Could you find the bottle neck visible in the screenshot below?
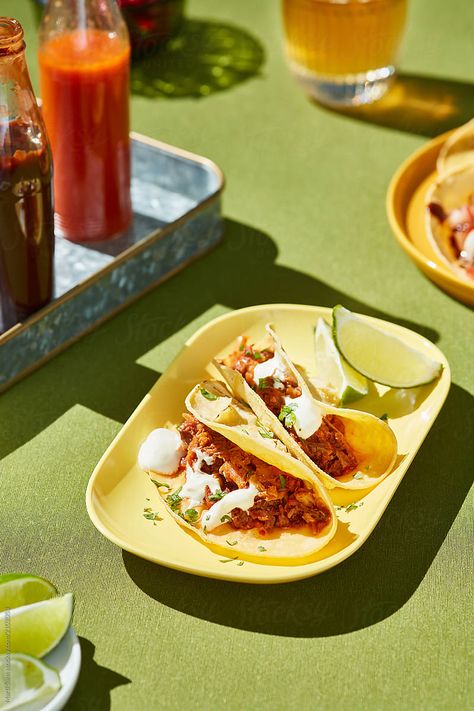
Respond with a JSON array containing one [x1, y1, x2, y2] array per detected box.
[[0, 46, 34, 104], [0, 17, 31, 100], [0, 19, 37, 126], [0, 17, 25, 57], [0, 45, 27, 73], [0, 37, 44, 147], [40, 0, 130, 43]]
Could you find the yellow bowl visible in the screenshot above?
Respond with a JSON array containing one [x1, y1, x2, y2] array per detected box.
[[86, 304, 450, 584], [387, 131, 474, 306]]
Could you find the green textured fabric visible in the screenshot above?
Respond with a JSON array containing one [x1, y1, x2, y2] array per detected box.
[[1, 1, 473, 709]]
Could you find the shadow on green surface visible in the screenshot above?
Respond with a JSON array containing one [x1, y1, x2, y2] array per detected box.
[[123, 380, 473, 638], [29, 2, 265, 100], [67, 637, 130, 710], [321, 72, 474, 137], [0, 219, 441, 461], [130, 18, 265, 99], [1, 218, 471, 637]]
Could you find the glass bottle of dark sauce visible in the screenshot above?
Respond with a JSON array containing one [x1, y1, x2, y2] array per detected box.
[[0, 17, 54, 332]]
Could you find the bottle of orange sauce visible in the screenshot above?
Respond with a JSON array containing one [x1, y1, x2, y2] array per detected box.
[[38, 0, 132, 242]]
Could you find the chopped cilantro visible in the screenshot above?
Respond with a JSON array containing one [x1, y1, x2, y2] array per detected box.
[[219, 556, 239, 563], [227, 540, 238, 546], [257, 545, 267, 552], [347, 502, 364, 512], [380, 413, 389, 421], [200, 387, 218, 401], [152, 480, 171, 491], [279, 403, 297, 428], [256, 419, 274, 439], [221, 514, 232, 523], [245, 349, 262, 360], [143, 509, 163, 521], [258, 378, 270, 390], [237, 561, 244, 566], [336, 501, 364, 513], [209, 489, 225, 502], [239, 342, 245, 352], [279, 474, 286, 489], [166, 487, 182, 512], [183, 508, 199, 523]]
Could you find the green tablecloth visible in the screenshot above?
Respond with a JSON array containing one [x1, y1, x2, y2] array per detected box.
[[1, 0, 473, 708]]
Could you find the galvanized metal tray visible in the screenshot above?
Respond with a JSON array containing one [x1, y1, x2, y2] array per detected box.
[[0, 132, 224, 392]]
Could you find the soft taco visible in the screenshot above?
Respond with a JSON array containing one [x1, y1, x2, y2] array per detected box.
[[138, 380, 337, 560], [436, 118, 474, 175], [216, 325, 397, 491], [426, 164, 474, 282]]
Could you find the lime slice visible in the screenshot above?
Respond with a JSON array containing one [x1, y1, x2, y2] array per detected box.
[[0, 653, 60, 710], [332, 305, 443, 388], [0, 593, 73, 658], [0, 574, 57, 613], [313, 318, 368, 405]]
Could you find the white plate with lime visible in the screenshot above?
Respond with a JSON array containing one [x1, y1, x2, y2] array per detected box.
[[0, 574, 81, 710]]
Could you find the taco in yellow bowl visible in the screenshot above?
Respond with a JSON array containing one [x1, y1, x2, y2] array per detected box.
[[138, 380, 337, 560], [426, 164, 474, 282], [216, 325, 397, 491]]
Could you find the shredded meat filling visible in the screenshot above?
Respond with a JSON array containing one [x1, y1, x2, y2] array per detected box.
[[222, 340, 358, 478], [292, 415, 357, 478], [178, 415, 330, 534]]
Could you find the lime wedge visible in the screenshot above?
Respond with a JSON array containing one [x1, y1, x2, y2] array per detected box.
[[313, 318, 368, 405], [0, 593, 73, 658], [0, 653, 60, 710], [332, 306, 443, 388], [0, 574, 57, 614]]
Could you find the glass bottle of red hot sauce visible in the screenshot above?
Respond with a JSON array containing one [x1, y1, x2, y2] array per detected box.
[[0, 18, 54, 332], [38, 0, 132, 242]]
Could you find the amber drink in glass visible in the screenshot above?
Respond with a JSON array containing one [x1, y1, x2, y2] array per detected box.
[[282, 0, 408, 106]]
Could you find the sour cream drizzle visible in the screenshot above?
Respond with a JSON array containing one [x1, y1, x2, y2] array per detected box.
[[252, 350, 287, 389], [284, 392, 322, 440], [201, 484, 259, 532], [138, 428, 185, 474], [461, 229, 474, 263], [181, 449, 221, 507]]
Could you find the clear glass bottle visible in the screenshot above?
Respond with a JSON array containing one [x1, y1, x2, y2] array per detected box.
[[0, 17, 54, 331], [39, 0, 132, 242]]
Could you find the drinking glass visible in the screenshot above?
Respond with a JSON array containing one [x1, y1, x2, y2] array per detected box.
[[282, 0, 408, 106]]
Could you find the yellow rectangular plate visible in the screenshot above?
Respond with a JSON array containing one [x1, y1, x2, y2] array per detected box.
[[86, 304, 450, 584]]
